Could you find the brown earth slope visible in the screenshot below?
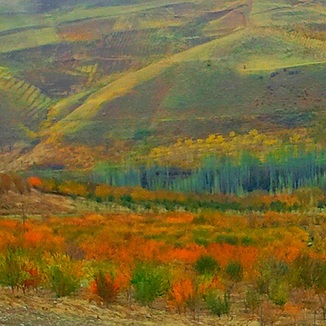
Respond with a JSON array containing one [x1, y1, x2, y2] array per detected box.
[[0, 289, 260, 326]]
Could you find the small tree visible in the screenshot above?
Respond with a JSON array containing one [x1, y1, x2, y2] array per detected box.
[[131, 263, 169, 305], [268, 281, 289, 306], [244, 286, 261, 314], [90, 269, 119, 304], [204, 290, 230, 317], [169, 278, 194, 313], [0, 248, 29, 293], [44, 254, 80, 298], [22, 263, 42, 294]]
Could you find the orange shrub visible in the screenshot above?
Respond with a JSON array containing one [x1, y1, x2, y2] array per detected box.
[[80, 240, 114, 260], [23, 224, 65, 252], [38, 178, 57, 192], [169, 278, 194, 312], [22, 265, 42, 292], [27, 177, 42, 188], [84, 214, 106, 225], [58, 181, 88, 197], [166, 212, 194, 224], [0, 173, 12, 192], [90, 271, 120, 303], [207, 243, 259, 277], [0, 219, 19, 230], [0, 230, 17, 252], [95, 184, 113, 200], [131, 187, 156, 201], [171, 244, 205, 264]]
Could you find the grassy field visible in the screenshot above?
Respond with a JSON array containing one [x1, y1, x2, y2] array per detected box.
[[0, 27, 61, 53], [0, 0, 202, 52], [0, 14, 47, 33], [52, 0, 202, 24]]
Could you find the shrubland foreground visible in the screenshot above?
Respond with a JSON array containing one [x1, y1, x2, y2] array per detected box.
[[0, 175, 325, 325]]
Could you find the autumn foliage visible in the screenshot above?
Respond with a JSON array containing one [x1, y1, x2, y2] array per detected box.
[[90, 270, 120, 303], [0, 194, 324, 324]]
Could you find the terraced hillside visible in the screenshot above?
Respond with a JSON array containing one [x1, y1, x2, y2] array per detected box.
[[0, 66, 53, 148], [0, 0, 325, 169]]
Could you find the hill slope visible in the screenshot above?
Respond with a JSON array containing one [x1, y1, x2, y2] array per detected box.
[[0, 0, 325, 169]]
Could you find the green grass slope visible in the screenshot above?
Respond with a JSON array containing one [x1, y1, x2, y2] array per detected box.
[[0, 0, 325, 166], [47, 24, 326, 143]]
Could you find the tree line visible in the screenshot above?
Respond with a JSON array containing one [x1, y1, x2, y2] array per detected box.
[[92, 148, 326, 195]]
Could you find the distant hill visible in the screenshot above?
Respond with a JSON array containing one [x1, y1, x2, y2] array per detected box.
[[0, 0, 325, 169]]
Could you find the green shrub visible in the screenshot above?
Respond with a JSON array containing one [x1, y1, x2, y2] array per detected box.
[[194, 237, 209, 247], [244, 286, 261, 313], [240, 236, 255, 246], [205, 291, 230, 317], [194, 255, 220, 275], [225, 261, 243, 282], [133, 128, 152, 141], [163, 200, 176, 211], [270, 200, 287, 212], [144, 202, 151, 210], [0, 248, 30, 293], [44, 254, 80, 298], [193, 229, 210, 247], [131, 263, 169, 305], [215, 234, 238, 245], [120, 194, 133, 203], [268, 281, 288, 306], [192, 215, 207, 225], [292, 254, 326, 290]]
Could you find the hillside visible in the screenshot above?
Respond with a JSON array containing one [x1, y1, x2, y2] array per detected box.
[[0, 0, 325, 170]]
